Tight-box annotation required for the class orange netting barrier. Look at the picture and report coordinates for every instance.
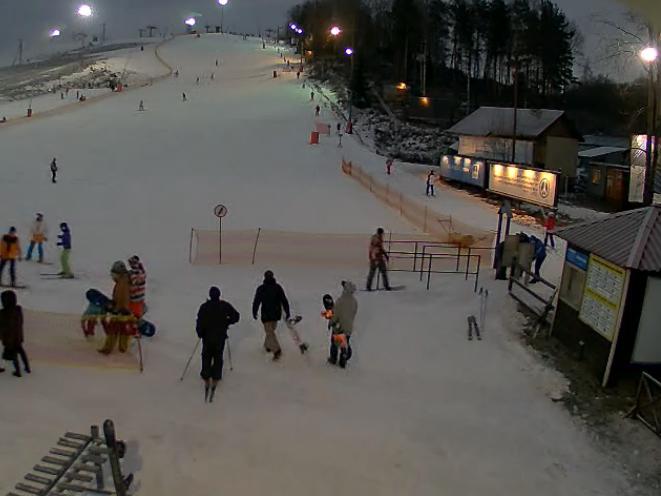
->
[341,159,495,248]
[189,228,434,267]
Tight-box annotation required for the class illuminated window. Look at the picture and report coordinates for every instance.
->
[591,168,601,185]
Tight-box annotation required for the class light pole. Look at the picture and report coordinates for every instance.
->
[289,24,304,66]
[218,0,228,33]
[640,44,659,205]
[331,25,356,134]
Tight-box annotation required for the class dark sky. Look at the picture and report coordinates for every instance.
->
[0,0,654,77]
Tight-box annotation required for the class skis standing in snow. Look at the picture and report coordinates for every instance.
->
[25,213,48,263]
[0,227,21,288]
[252,270,291,361]
[56,223,73,278]
[196,287,240,402]
[328,281,358,368]
[366,228,391,291]
[0,290,31,377]
[50,158,58,184]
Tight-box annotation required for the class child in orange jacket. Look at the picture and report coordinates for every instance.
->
[0,227,21,287]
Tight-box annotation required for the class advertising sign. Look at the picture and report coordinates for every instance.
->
[439,155,488,188]
[488,163,558,208]
[579,255,626,342]
[566,247,589,271]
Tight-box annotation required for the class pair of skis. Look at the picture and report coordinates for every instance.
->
[468,288,488,341]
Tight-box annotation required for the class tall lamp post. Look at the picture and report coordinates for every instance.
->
[218,0,228,33]
[640,44,659,205]
[330,25,356,134]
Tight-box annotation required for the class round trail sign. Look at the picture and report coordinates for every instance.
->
[214,204,228,218]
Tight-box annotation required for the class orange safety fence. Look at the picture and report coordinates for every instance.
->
[341,159,495,248]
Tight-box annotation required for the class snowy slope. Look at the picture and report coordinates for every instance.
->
[0,34,640,495]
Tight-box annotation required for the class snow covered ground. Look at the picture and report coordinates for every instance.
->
[0,34,647,495]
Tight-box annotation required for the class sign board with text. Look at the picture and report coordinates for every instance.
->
[488,163,558,208]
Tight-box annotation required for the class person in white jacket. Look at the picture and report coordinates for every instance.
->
[25,213,48,263]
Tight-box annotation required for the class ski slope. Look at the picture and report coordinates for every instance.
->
[0,34,638,495]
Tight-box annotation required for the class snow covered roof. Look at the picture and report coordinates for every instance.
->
[447,107,581,140]
[557,205,661,272]
[578,147,628,159]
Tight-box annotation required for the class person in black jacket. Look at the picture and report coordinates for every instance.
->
[252,270,290,361]
[196,287,240,392]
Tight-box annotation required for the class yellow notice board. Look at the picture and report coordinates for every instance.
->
[579,255,626,342]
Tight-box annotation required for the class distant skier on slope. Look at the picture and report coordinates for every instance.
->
[196,286,240,401]
[25,213,48,263]
[366,228,391,291]
[57,223,73,278]
[0,227,21,288]
[182,92,187,102]
[328,281,358,368]
[50,158,58,183]
[252,270,291,361]
[138,100,145,111]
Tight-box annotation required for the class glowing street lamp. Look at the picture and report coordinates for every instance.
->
[77,4,93,17]
[217,0,228,33]
[345,47,354,56]
[297,28,303,35]
[49,28,62,38]
[185,17,197,27]
[330,26,342,37]
[640,44,660,204]
[641,46,659,63]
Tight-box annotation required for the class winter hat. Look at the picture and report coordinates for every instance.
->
[60,222,69,231]
[9,226,16,233]
[111,261,128,275]
[36,213,43,219]
[264,270,275,281]
[1,289,17,309]
[128,255,140,267]
[209,286,221,300]
[376,228,384,235]
[341,280,356,294]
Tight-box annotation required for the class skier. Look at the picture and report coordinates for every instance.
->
[328,281,358,368]
[426,170,436,196]
[315,105,320,117]
[252,270,291,361]
[210,72,215,81]
[127,256,146,319]
[196,76,200,85]
[174,70,179,78]
[215,59,219,67]
[25,213,48,263]
[0,228,21,287]
[366,228,391,291]
[310,91,314,101]
[544,211,557,249]
[138,100,145,111]
[50,158,58,183]
[182,92,187,102]
[57,223,73,278]
[98,262,134,355]
[386,158,393,175]
[196,286,240,400]
[0,290,30,377]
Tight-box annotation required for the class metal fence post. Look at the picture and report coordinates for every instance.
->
[427,254,432,290]
[465,247,472,280]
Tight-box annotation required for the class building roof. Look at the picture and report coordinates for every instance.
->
[578,147,628,159]
[557,205,661,272]
[446,107,582,140]
[582,135,630,148]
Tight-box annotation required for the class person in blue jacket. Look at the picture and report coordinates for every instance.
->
[529,235,547,283]
[57,223,73,278]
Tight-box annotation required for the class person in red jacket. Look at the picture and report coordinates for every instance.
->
[544,211,557,249]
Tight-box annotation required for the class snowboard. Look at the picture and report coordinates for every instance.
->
[361,285,406,292]
[285,315,308,354]
[85,289,157,337]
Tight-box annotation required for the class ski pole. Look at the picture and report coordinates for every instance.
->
[136,335,144,373]
[179,338,201,381]
[226,338,233,371]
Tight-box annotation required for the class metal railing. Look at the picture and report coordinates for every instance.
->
[627,372,661,438]
[508,264,558,337]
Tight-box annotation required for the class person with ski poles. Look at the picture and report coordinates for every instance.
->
[328,281,358,368]
[366,228,391,291]
[252,270,291,361]
[50,158,58,183]
[196,286,240,401]
[57,223,73,278]
[25,213,48,263]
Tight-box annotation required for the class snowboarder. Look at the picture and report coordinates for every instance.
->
[252,270,291,361]
[182,92,187,102]
[50,158,58,183]
[25,213,48,263]
[138,100,145,111]
[386,158,393,175]
[328,281,358,368]
[98,261,135,355]
[196,286,240,401]
[366,228,391,291]
[0,228,21,288]
[57,223,73,278]
[127,256,146,319]
[426,170,436,196]
[544,211,557,249]
[0,290,30,377]
[315,105,320,117]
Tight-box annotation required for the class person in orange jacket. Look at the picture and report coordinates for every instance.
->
[0,227,21,287]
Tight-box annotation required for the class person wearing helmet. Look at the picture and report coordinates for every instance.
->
[98,261,133,355]
[252,270,291,361]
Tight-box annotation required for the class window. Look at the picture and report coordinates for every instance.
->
[560,262,587,310]
[591,168,601,185]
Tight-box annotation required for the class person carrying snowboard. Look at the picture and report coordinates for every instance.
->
[252,270,291,361]
[366,228,391,291]
[98,262,135,355]
[25,213,48,263]
[57,223,73,278]
[0,289,30,377]
[328,281,358,368]
[50,158,58,183]
[0,227,21,287]
[196,286,240,400]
